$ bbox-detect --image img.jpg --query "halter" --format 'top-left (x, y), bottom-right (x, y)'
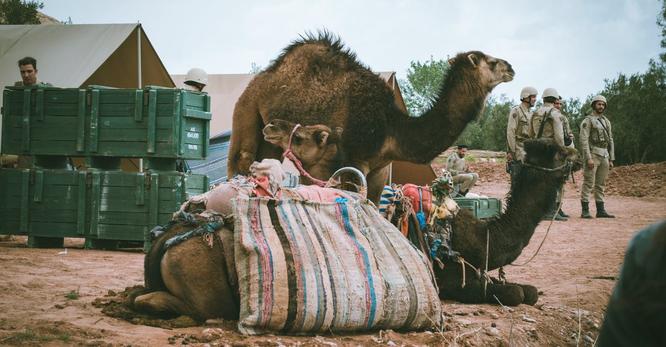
top-left (282, 123), bottom-right (329, 187)
top-left (521, 161), bottom-right (572, 173)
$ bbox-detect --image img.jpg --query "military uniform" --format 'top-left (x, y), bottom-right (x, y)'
top-left (529, 102), bottom-right (566, 147)
top-left (506, 104), bottom-right (532, 162)
top-left (446, 152), bottom-right (478, 195)
top-left (580, 113), bottom-right (614, 203)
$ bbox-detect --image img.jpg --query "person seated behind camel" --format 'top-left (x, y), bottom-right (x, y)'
top-left (262, 119), bottom-right (344, 186)
top-left (446, 144), bottom-right (478, 197)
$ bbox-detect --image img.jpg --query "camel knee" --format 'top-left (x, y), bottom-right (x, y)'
top-left (133, 291), bottom-right (193, 318)
top-left (488, 283), bottom-right (524, 306)
top-left (518, 284), bottom-right (539, 305)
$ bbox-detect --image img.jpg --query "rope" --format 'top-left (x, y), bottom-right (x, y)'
top-left (282, 123), bottom-right (329, 187)
top-left (509, 185), bottom-right (564, 267)
top-left (483, 228), bottom-right (490, 298)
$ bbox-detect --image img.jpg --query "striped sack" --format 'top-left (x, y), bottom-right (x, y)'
top-left (233, 195), bottom-right (442, 335)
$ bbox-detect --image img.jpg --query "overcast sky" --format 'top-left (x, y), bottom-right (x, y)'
top-left (43, 0), bottom-right (663, 102)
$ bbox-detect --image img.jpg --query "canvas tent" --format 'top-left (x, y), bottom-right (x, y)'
top-left (173, 72), bottom-right (437, 186)
top-left (0, 23), bottom-right (174, 166)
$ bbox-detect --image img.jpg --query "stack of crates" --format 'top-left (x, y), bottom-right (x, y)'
top-left (0, 85), bottom-right (211, 249)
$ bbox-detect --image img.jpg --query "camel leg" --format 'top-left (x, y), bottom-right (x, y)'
top-left (365, 165), bottom-right (389, 204)
top-left (228, 98), bottom-right (263, 177)
top-left (517, 284), bottom-right (539, 305)
top-left (133, 291), bottom-right (194, 318)
top-left (486, 283), bottom-right (525, 306)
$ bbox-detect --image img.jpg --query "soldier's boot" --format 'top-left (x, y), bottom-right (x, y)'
top-left (595, 201), bottom-right (615, 218)
top-left (581, 201), bottom-right (593, 219)
top-left (543, 199), bottom-right (567, 221)
top-left (556, 201), bottom-right (570, 218)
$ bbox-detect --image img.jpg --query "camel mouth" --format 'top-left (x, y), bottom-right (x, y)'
top-left (262, 134), bottom-right (283, 144)
top-left (503, 72), bottom-right (515, 82)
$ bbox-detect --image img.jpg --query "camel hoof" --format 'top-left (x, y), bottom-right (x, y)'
top-left (489, 284), bottom-right (524, 306)
top-left (133, 291), bottom-right (189, 318)
top-left (520, 284), bottom-right (539, 305)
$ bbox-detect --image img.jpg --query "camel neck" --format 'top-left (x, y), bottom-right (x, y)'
top-left (388, 73), bottom-right (488, 163)
top-left (454, 167), bottom-right (561, 270)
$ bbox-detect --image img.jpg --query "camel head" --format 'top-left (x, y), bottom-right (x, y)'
top-left (523, 139), bottom-right (579, 182)
top-left (262, 119), bottom-right (343, 167)
top-left (448, 51), bottom-right (514, 90)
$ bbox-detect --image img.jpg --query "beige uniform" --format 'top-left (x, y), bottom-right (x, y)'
top-left (506, 104), bottom-right (532, 161)
top-left (447, 152), bottom-right (478, 193)
top-left (580, 114), bottom-right (614, 203)
top-left (529, 103), bottom-right (565, 148)
top-left (561, 113), bottom-right (575, 148)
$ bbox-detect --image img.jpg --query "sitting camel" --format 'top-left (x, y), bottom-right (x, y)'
top-left (132, 138), bottom-right (578, 323)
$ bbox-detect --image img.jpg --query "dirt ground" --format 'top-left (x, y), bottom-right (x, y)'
top-left (1, 161), bottom-right (665, 346)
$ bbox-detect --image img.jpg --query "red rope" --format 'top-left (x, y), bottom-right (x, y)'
top-left (282, 123), bottom-right (329, 187)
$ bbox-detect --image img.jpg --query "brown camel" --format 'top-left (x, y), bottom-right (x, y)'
top-left (410, 138), bottom-right (580, 306)
top-left (227, 32), bottom-right (514, 202)
top-left (262, 119), bottom-right (344, 184)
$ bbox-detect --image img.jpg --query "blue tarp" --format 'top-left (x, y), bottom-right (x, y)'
top-left (185, 131), bottom-right (231, 186)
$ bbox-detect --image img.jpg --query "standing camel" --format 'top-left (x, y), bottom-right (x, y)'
top-left (228, 32), bottom-right (514, 202)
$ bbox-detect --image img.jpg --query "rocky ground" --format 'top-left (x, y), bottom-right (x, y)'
top-left (0, 159), bottom-right (664, 346)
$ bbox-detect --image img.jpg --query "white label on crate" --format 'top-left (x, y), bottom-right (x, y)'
top-left (187, 132), bottom-right (200, 139)
top-left (188, 144), bottom-right (198, 150)
top-left (190, 127), bottom-right (196, 132)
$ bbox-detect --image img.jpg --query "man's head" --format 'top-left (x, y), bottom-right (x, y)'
top-left (184, 67), bottom-right (208, 92)
top-left (18, 56), bottom-right (38, 86)
top-left (591, 95), bottom-right (607, 114)
top-left (457, 144), bottom-right (468, 158)
top-left (554, 97), bottom-right (563, 110)
top-left (542, 87), bottom-right (560, 104)
top-left (520, 86), bottom-right (538, 107)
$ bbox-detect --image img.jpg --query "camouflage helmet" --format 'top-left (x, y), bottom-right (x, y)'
top-left (591, 94), bottom-right (607, 105)
top-left (185, 68), bottom-right (208, 87)
top-left (520, 86), bottom-right (538, 100)
top-left (542, 87), bottom-right (560, 99)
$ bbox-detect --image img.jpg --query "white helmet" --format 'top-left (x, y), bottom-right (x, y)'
top-left (542, 87), bottom-right (560, 99)
top-left (185, 68), bottom-right (208, 87)
top-left (520, 86), bottom-right (538, 100)
top-left (591, 95), bottom-right (607, 105)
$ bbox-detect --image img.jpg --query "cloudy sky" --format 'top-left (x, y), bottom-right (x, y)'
top-left (43, 0), bottom-right (663, 102)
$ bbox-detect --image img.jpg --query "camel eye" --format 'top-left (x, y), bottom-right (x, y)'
top-left (293, 135), bottom-right (304, 145)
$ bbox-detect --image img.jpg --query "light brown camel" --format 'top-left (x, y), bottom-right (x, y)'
top-left (227, 32), bottom-right (514, 202)
top-left (262, 119), bottom-right (343, 184)
top-left (131, 139), bottom-right (578, 320)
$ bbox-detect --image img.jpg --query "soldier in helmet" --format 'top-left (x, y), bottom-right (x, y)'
top-left (530, 87), bottom-right (567, 221)
top-left (183, 67), bottom-right (208, 92)
top-left (553, 96), bottom-right (575, 218)
top-left (579, 95), bottom-right (615, 218)
top-left (506, 86), bottom-right (537, 183)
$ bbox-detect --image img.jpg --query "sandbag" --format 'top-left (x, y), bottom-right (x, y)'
top-left (233, 193), bottom-right (442, 335)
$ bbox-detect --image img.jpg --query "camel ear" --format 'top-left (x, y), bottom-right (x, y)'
top-left (467, 53), bottom-right (479, 67)
top-left (315, 130), bottom-right (330, 147)
top-left (447, 57), bottom-right (455, 66)
top-left (333, 127), bottom-right (343, 141)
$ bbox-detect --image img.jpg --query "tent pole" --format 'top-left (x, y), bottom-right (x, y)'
top-left (137, 23), bottom-right (144, 172)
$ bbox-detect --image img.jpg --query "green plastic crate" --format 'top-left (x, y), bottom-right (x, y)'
top-left (454, 197), bottom-right (501, 219)
top-left (0, 168), bottom-right (30, 235)
top-left (1, 86), bottom-right (211, 159)
top-left (87, 170), bottom-right (208, 242)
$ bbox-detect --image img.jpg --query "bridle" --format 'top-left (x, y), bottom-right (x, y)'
top-left (281, 123), bottom-right (329, 187)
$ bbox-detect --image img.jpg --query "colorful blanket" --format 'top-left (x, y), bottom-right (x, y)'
top-left (233, 195), bottom-right (442, 335)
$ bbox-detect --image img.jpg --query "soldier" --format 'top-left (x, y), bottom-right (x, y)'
top-left (553, 96), bottom-right (575, 218)
top-left (530, 87), bottom-right (567, 221)
top-left (506, 86), bottom-right (537, 188)
top-left (446, 144), bottom-right (478, 197)
top-left (14, 56), bottom-right (51, 87)
top-left (579, 95), bottom-right (615, 218)
top-left (183, 67), bottom-right (208, 92)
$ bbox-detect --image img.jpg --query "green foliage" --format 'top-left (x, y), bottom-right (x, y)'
top-left (399, 57), bottom-right (449, 116)
top-left (0, 0), bottom-right (43, 24)
top-left (65, 289), bottom-right (79, 300)
top-left (600, 61), bottom-right (666, 164)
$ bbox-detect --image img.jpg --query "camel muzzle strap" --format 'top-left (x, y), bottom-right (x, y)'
top-left (282, 123), bottom-right (329, 187)
top-left (521, 161), bottom-right (571, 173)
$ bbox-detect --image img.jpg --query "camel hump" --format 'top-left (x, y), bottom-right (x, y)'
top-left (265, 31), bottom-right (366, 74)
